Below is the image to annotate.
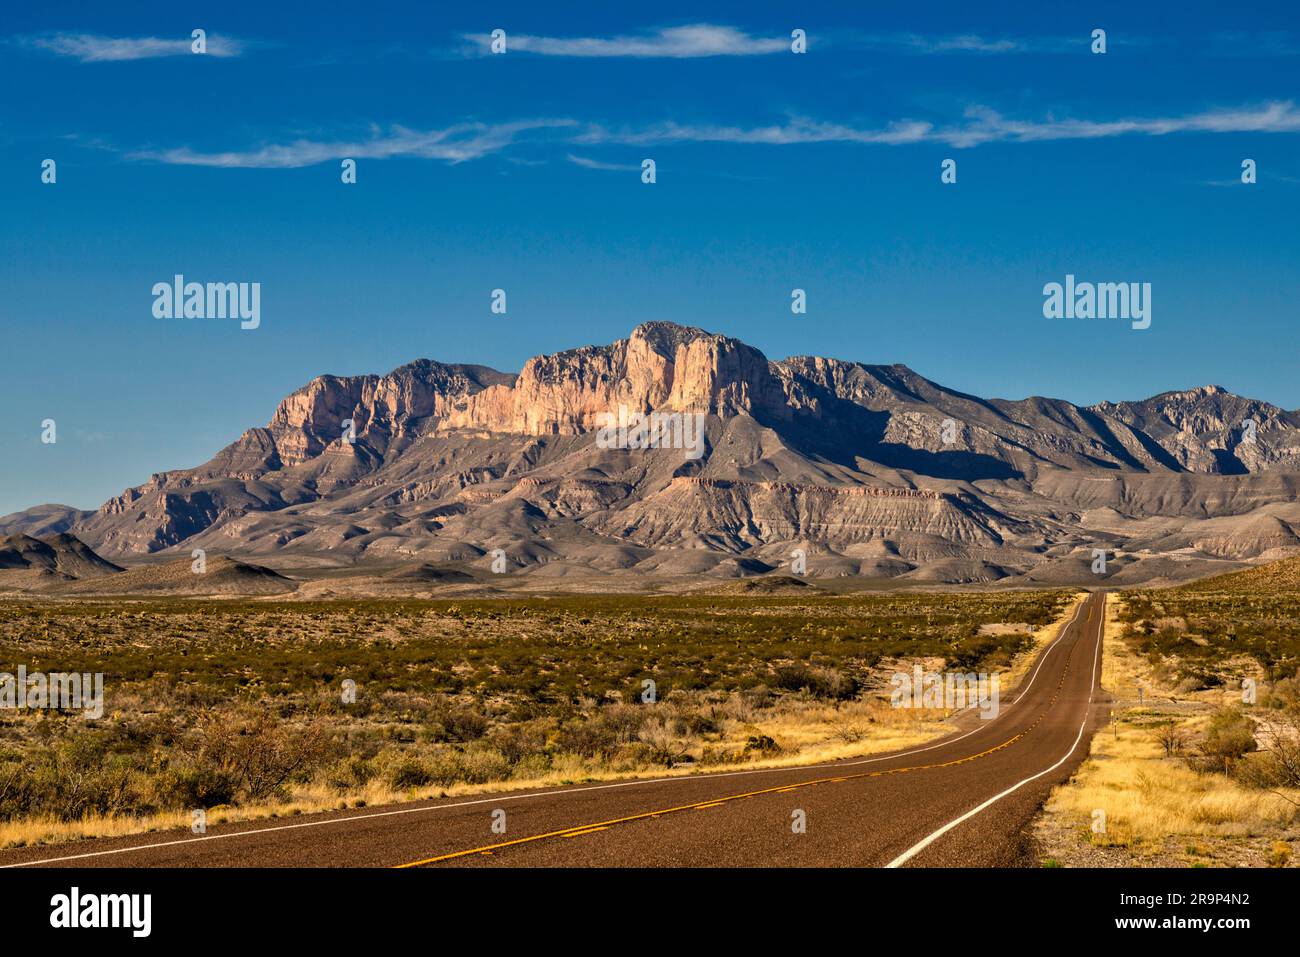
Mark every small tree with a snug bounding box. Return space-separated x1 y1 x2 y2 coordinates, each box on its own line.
1154 721 1190 757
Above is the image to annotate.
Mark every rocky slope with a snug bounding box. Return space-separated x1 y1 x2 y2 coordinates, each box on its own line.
4 321 1299 585
0 532 124 590
49 556 296 597
1093 385 1300 474
0 505 93 538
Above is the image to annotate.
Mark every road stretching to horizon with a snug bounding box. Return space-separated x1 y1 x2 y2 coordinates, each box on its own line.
0 592 1109 868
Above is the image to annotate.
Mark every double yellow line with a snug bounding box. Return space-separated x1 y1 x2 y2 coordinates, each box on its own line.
395 637 1081 868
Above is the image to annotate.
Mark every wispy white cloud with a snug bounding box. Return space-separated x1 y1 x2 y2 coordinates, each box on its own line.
575 117 934 148
460 24 788 58
949 101 1300 146
122 102 1300 169
17 31 245 61
455 25 1115 59
129 120 576 168
565 154 641 172
850 32 1075 54
580 101 1300 149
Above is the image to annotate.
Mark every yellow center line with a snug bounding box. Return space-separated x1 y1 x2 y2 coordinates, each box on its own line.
394 730 1028 867
394 597 1098 868
561 826 610 838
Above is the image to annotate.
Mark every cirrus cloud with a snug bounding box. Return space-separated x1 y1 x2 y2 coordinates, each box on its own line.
129 120 577 168
118 102 1300 170
579 101 1300 150
17 31 245 61
460 24 789 58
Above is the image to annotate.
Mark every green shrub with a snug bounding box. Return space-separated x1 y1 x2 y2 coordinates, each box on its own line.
771 664 858 700
385 755 433 790
1191 709 1256 775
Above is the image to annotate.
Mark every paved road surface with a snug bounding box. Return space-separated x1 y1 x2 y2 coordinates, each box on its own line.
0 591 1109 868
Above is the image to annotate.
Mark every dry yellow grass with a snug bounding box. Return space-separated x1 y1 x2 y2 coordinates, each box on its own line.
1046 717 1295 851
1038 594 1300 866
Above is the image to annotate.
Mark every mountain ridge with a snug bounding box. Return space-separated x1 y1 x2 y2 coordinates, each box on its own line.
5 321 1299 585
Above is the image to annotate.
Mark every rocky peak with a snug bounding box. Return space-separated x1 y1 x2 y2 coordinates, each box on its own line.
439 321 788 435
777 356 929 407
0 532 123 576
267 360 513 464
627 320 717 358
1091 386 1300 474
1092 385 1281 433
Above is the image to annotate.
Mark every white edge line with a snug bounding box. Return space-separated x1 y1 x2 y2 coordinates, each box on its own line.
885 593 1104 868
4 594 1091 868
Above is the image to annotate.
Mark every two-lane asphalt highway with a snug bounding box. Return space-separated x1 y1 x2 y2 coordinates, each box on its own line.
0 591 1109 868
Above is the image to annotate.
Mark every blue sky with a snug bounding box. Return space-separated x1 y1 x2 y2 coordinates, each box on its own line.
2 0 1299 516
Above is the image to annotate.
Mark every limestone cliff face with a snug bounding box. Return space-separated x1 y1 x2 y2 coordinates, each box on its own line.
76 359 512 553
268 360 514 464
438 322 789 435
27 321 1300 564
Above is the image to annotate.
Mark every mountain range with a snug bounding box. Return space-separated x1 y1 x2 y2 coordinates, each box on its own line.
6 321 1300 592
